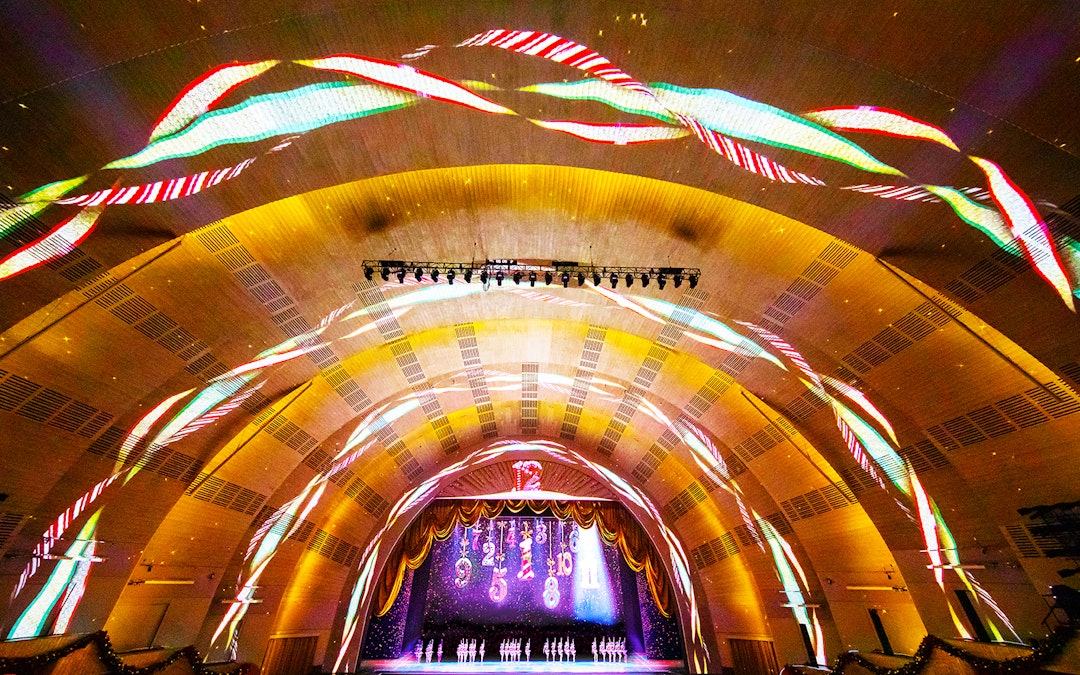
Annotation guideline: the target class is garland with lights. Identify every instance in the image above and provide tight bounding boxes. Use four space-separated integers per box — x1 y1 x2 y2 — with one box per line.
0 630 245 675
800 626 1077 675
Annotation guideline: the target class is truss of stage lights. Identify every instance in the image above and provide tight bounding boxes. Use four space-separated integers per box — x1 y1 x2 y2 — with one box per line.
362 260 700 290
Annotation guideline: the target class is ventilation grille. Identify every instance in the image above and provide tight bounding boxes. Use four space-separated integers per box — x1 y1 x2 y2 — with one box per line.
453 324 498 438
344 475 390 517
194 222 375 412
923 381 1079 451
306 528 360 567
597 291 704 458
663 481 708 522
0 512 28 553
730 423 785 464
560 327 606 440
685 371 734 419
0 371 116 440
184 473 267 515
781 483 858 523
88 427 203 483
691 531 740 569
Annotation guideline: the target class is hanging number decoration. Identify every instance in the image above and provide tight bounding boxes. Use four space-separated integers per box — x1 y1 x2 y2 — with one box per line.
506 518 518 546
454 526 473 588
534 518 547 545
568 523 579 553
481 520 495 566
518 521 535 580
543 551 560 609
556 520 573 576
489 521 508 603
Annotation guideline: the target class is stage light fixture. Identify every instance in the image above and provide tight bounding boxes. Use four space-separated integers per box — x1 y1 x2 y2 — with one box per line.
545 271 553 285
689 273 699 289
447 269 456 284
431 268 439 282
363 266 373 281
415 267 423 282
625 272 633 287
464 269 473 283
641 273 650 287
496 271 504 286
528 271 536 286
513 271 523 285
397 268 407 283
609 272 618 288
674 273 684 288
381 266 390 282
480 270 488 284
592 272 602 286
561 272 570 288
657 273 666 289
577 272 585 287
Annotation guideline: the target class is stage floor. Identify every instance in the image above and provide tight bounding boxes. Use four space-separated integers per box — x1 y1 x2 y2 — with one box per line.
362 659 685 674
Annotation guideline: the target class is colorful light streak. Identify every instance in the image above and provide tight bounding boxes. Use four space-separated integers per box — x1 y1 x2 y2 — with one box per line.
297 56 515 116
803 107 960 151
0 206 103 281
105 82 418 170
9 510 102 639
150 61 280 142
749 325 1021 641
2 30 1072 308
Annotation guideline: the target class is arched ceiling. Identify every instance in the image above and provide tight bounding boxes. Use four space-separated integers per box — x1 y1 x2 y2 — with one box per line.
1 2 1079 673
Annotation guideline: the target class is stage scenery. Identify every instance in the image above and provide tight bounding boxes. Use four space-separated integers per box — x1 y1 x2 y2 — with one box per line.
360 499 684 673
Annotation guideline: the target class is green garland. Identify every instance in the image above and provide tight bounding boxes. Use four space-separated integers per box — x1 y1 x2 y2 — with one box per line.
813 627 1076 675
0 630 233 675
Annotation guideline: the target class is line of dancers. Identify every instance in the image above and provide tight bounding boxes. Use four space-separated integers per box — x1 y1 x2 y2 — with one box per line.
412 634 629 663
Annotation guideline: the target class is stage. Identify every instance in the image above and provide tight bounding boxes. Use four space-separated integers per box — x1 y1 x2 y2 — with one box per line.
361 659 686 675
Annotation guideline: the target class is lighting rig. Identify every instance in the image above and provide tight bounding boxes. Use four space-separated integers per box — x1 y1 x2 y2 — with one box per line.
362 260 700 290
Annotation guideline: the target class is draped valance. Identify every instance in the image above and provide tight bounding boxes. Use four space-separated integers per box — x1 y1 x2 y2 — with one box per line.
373 499 674 618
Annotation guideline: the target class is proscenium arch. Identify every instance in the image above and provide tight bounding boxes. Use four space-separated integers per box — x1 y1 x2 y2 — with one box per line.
3 164 1074 670
320 439 726 673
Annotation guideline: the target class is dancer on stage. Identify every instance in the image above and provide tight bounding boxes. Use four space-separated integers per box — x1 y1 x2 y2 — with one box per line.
592 637 598 662
543 639 550 662
415 641 423 663
425 639 433 663
525 639 531 662
437 641 443 663
479 639 485 663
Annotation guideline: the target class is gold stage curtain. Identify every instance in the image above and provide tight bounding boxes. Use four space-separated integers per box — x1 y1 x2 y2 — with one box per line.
373 500 674 618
